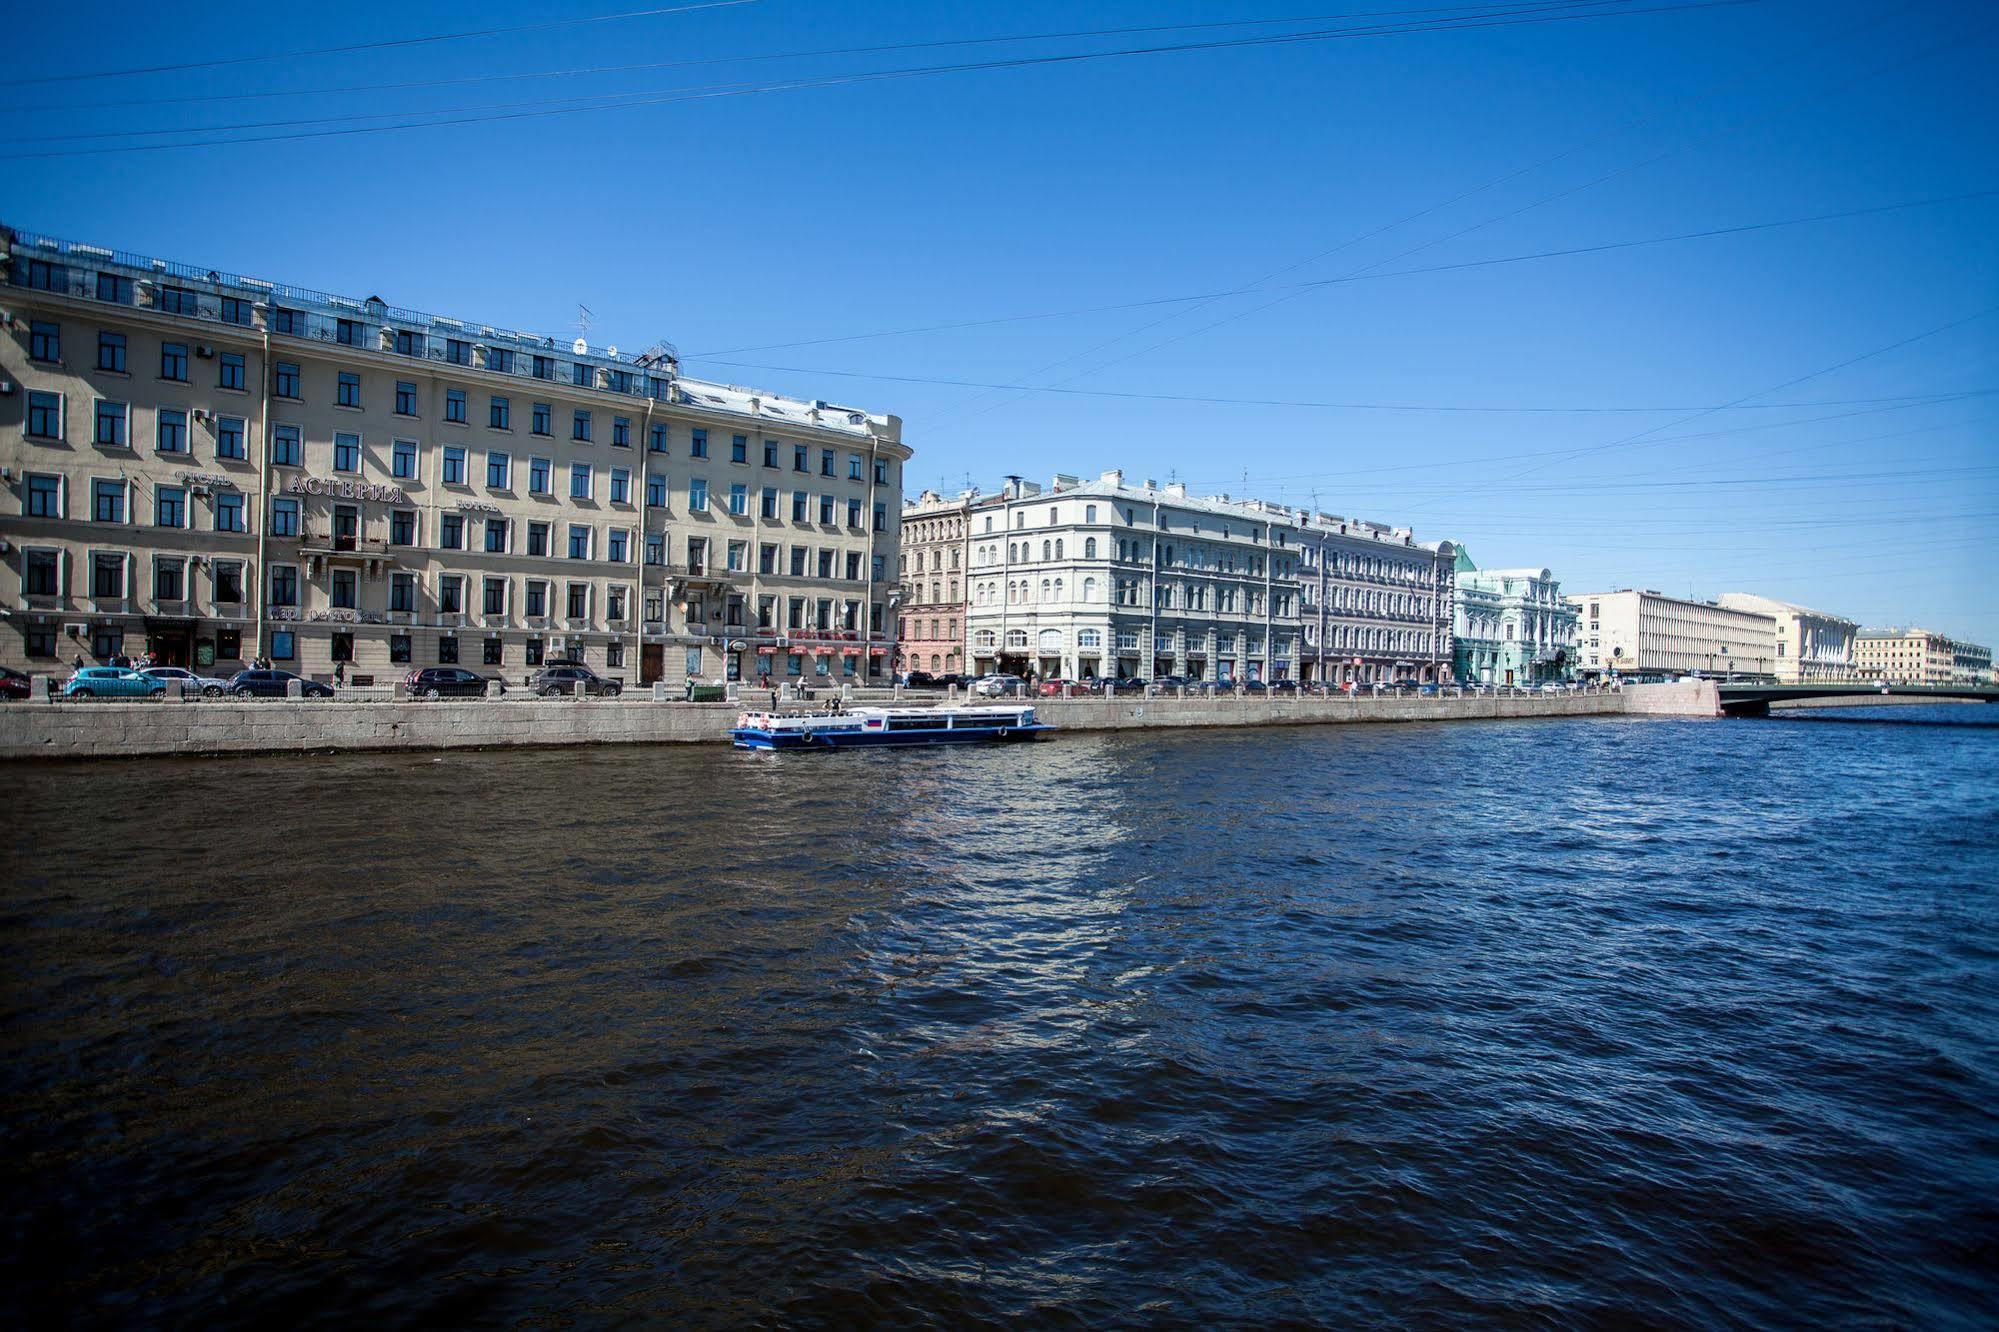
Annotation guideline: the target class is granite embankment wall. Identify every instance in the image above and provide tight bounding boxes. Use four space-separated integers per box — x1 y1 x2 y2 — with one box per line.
0 683 1714 762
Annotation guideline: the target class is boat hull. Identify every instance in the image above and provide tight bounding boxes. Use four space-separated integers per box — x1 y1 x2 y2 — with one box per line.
731 723 1053 751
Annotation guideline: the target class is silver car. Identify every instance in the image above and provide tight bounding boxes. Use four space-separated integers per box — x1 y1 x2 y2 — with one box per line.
141 666 232 697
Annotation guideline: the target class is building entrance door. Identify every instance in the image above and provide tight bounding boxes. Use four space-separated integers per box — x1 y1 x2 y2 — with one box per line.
641 643 664 684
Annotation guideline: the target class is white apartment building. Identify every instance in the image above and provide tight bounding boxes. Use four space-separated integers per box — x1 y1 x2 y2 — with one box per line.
959 470 1451 685
965 472 1302 683
1716 593 1856 683
1569 589 1778 678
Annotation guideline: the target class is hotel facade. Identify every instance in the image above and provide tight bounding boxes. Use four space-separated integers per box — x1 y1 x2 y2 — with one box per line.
0 228 909 684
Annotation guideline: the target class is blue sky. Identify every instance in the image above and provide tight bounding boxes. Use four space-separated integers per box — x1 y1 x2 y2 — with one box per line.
7 0 1994 641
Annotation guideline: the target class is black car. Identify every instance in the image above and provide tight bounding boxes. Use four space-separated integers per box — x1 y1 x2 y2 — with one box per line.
1267 679 1299 695
529 665 623 698
902 671 939 689
227 669 334 699
405 667 505 700
0 665 31 701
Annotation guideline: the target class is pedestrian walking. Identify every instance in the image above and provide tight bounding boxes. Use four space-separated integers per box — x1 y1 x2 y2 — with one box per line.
334 661 346 689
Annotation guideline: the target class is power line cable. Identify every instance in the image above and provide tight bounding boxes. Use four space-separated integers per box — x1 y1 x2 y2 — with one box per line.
7 2 760 88
0 1 1641 114
0 0 1762 159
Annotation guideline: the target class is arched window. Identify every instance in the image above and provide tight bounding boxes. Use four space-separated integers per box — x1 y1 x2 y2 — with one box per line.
1078 628 1102 648
1005 629 1028 649
1038 629 1062 652
1084 537 1097 558
1053 578 1064 599
975 629 996 648
930 653 941 671
1042 539 1052 561
1039 579 1051 600
1054 539 1064 560
1082 576 1096 602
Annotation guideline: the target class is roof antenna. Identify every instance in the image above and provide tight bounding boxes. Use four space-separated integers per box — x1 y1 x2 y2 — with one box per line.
576 304 593 339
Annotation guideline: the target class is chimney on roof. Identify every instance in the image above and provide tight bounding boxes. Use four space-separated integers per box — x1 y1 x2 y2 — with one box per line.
1100 468 1124 487
1166 482 1188 498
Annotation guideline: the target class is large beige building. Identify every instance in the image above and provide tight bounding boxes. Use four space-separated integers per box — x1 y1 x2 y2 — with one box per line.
1853 627 1958 684
1 227 909 684
1569 589 1777 678
1716 593 1856 683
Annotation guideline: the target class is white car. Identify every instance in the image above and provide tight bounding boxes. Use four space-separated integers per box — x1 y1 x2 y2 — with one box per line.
141 666 232 697
969 673 1025 698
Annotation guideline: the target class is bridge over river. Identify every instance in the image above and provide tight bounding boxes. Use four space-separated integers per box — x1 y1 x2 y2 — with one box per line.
1717 682 1999 717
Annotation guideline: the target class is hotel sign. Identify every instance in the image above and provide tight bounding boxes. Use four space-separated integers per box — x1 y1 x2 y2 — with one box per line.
175 470 240 490
287 475 410 505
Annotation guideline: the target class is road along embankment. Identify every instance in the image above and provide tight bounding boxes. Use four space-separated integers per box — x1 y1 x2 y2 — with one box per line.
0 683 1713 762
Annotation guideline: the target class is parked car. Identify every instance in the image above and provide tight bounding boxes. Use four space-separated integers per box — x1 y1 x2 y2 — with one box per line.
405 667 505 700
1038 678 1092 697
63 667 168 699
900 670 938 689
969 673 1025 698
0 665 31 701
1268 679 1299 695
140 666 232 697
226 669 333 699
530 664 623 697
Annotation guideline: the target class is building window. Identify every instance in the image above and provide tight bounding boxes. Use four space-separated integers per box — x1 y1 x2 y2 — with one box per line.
270 629 294 661
392 439 417 479
613 417 630 448
526 581 547 617
396 381 418 415
153 408 187 454
729 483 747 515
567 583 590 618
570 463 592 499
487 348 514 374
445 389 467 424
791 491 807 522
568 525 591 560
646 473 667 508
390 634 412 663
445 338 471 367
487 451 511 489
484 519 508 553
572 410 591 442
25 473 61 517
483 577 507 616
395 330 424 358
29 320 60 363
609 468 631 504
646 534 665 565
390 510 416 546
332 432 360 472
730 434 749 464
154 486 185 528
271 497 299 536
215 492 245 532
819 495 834 525
572 362 593 388
528 523 549 557
490 396 510 430
271 359 297 397
649 423 668 453
214 563 244 603
529 457 551 495
268 565 298 607
441 515 464 550
847 498 862 528
337 371 361 408
210 413 246 462
690 429 708 458
390 572 415 611
437 636 459 664
608 529 629 563
270 423 301 466
331 570 357 610
26 391 62 440
820 448 835 477
528 402 549 436
848 454 864 481
483 637 504 665
442 447 466 485
94 330 127 373
95 272 132 303
689 478 708 512
439 576 463 614
24 553 58 597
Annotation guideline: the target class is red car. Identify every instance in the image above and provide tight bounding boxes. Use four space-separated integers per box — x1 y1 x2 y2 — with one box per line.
0 666 32 701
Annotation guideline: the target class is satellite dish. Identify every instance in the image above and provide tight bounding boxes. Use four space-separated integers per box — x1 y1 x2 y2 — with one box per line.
605 344 618 359
572 337 588 356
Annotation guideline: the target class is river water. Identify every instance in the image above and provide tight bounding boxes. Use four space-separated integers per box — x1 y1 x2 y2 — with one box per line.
3 708 1996 1328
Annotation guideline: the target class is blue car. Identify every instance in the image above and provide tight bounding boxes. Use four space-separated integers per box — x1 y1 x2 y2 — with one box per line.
62 667 167 699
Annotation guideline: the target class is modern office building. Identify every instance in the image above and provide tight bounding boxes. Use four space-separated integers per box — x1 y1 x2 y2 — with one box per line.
0 226 910 684
1853 627 1958 684
1715 593 1856 683
1450 549 1578 685
897 488 975 678
1569 588 1777 678
958 470 1451 685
